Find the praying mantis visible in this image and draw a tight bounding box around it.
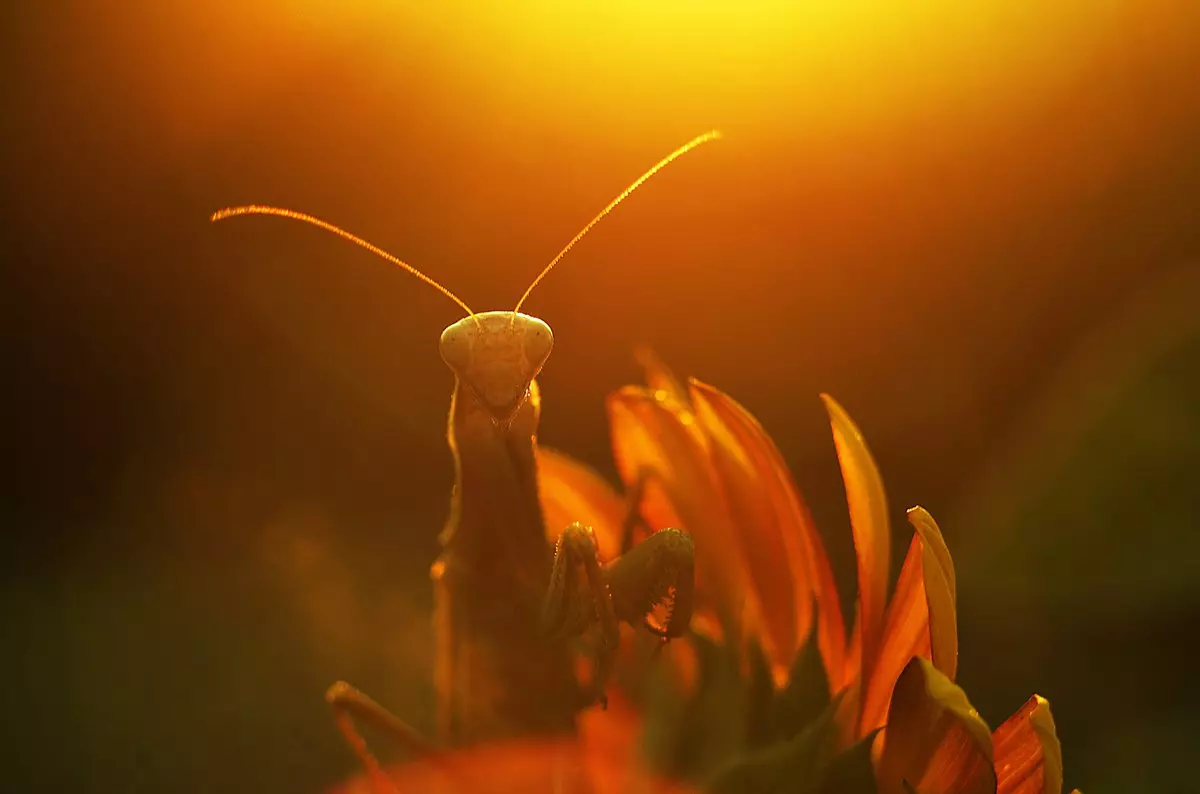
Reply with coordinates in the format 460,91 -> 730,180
211,132 -> 718,788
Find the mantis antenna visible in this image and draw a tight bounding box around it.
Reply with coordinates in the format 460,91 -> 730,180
210,205 -> 476,319
511,130 -> 723,317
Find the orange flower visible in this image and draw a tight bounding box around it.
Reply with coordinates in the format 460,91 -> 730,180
538,353 -> 940,733
537,354 -> 1075,793
538,350 -> 847,687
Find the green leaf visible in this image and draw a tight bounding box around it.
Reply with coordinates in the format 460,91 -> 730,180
744,634 -> 777,749
770,600 -> 830,742
641,629 -> 748,784
704,689 -> 845,794
638,650 -> 691,777
817,728 -> 881,794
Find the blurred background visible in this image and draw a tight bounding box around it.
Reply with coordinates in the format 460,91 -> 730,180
4,2 -> 1199,792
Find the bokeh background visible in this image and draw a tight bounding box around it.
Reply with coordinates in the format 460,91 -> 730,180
5,2 -> 1200,792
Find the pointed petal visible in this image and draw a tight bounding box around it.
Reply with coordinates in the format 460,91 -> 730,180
907,507 -> 957,681
821,394 -> 891,718
909,506 -> 955,602
878,658 -> 996,794
536,446 -> 626,560
609,365 -> 686,536
992,695 -> 1064,794
860,534 -> 930,734
689,381 -> 799,664
635,346 -> 691,405
862,507 -> 959,734
608,386 -> 753,623
689,379 -> 847,685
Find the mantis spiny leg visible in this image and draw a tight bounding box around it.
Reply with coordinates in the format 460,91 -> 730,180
542,522 -> 696,709
541,522 -> 622,708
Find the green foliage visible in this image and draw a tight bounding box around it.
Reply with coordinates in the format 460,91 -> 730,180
638,608 -> 877,794
641,628 -> 748,783
765,604 -> 830,744
704,694 -> 880,794
818,729 -> 882,794
704,691 -> 843,794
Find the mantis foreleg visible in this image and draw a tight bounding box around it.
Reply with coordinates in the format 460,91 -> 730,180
542,521 -> 695,708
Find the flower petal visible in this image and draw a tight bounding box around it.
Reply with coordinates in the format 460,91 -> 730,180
860,534 -> 931,734
878,658 -> 996,794
607,386 -> 752,619
536,445 -> 626,560
685,383 -> 796,670
907,507 -> 957,682
689,378 -> 847,686
861,507 -> 960,735
821,394 -> 891,720
992,695 -> 1064,794
635,346 -> 691,405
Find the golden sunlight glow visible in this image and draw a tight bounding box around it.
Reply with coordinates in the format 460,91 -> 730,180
119,0 -> 1130,153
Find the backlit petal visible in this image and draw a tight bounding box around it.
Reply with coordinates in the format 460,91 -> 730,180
635,346 -> 691,405
878,658 -> 996,794
608,386 -> 753,624
536,446 -> 626,560
992,695 -> 1064,794
861,535 -> 930,734
821,394 -> 891,722
689,378 -> 846,686
863,507 -> 959,735
907,507 -> 957,682
623,351 -> 690,555
686,383 -> 799,670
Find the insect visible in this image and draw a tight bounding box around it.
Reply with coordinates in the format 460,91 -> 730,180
210,131 -> 717,790
542,521 -> 695,710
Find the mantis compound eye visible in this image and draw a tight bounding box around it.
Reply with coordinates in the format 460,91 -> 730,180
439,317 -> 474,374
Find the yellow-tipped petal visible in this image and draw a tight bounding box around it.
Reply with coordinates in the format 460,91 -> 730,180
907,507 -> 958,682
863,507 -> 959,734
878,658 -> 996,794
992,695 -> 1064,794
910,506 -> 956,601
821,394 -> 891,717
688,378 -> 847,683
536,446 -> 626,560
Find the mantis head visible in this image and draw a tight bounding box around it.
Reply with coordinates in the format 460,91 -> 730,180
439,311 -> 552,425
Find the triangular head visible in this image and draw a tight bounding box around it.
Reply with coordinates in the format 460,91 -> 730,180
439,311 -> 553,427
